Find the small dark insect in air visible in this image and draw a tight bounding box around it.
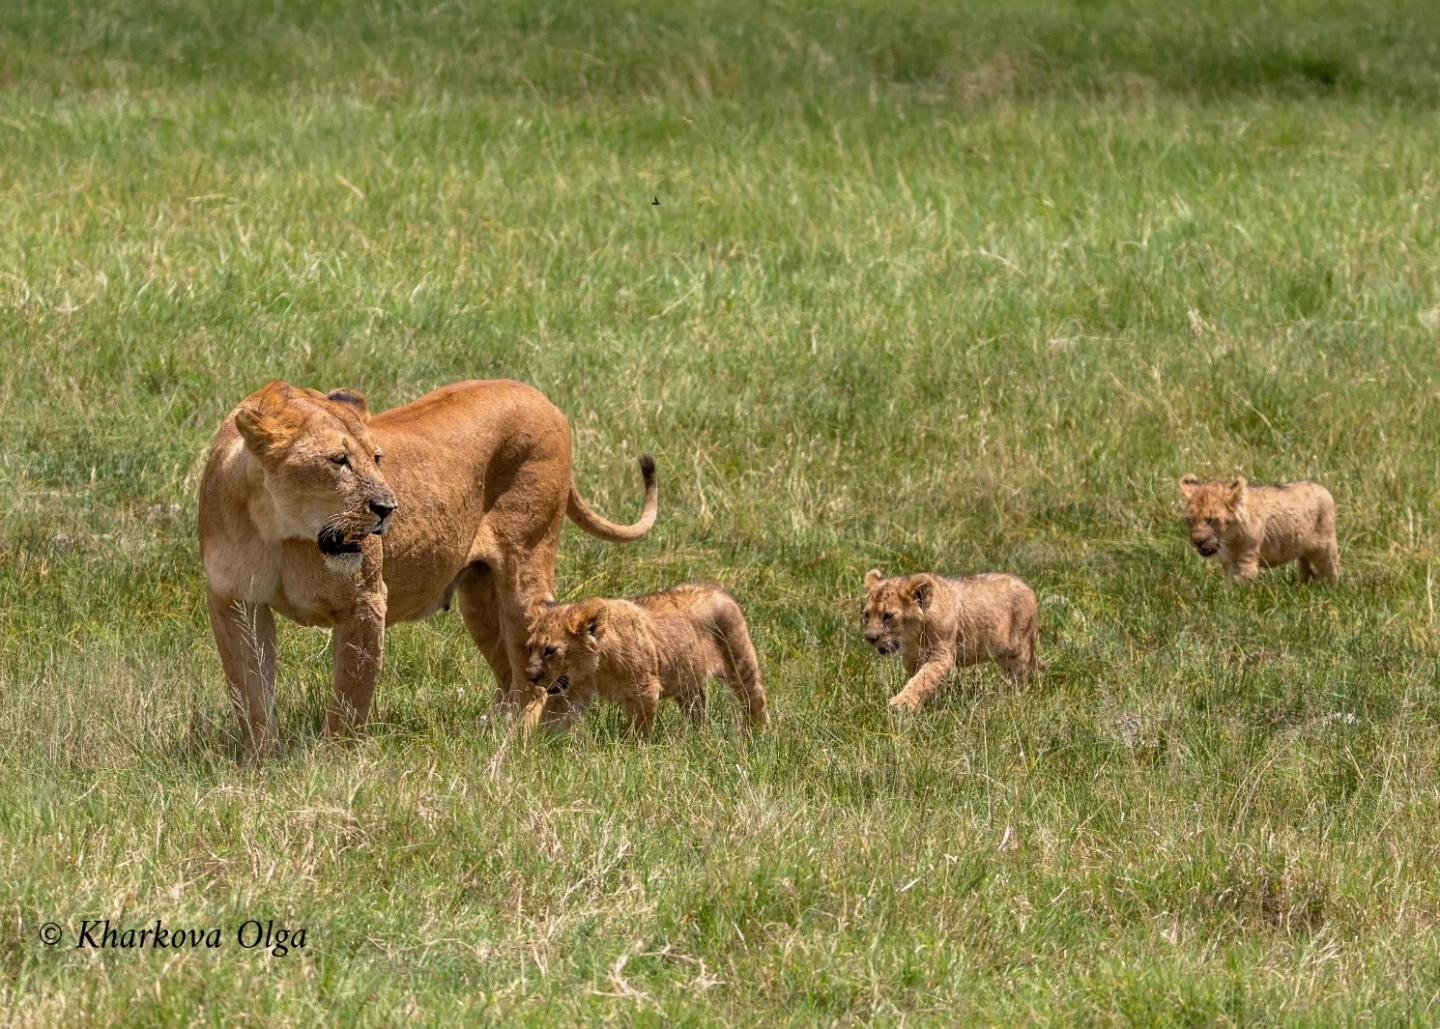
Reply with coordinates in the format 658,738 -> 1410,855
652,196 -> 660,205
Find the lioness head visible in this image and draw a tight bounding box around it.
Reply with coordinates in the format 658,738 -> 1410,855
1178,475 -> 1247,558
525,599 -> 608,694
234,381 -> 397,564
861,569 -> 934,656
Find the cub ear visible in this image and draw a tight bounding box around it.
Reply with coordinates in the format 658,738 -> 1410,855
864,568 -> 884,590
906,576 -> 933,610
326,388 -> 370,420
1227,476 -> 1248,503
234,381 -> 295,459
567,600 -> 609,639
1179,475 -> 1200,496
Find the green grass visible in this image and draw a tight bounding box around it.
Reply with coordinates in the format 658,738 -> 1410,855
5,0 -> 1440,1022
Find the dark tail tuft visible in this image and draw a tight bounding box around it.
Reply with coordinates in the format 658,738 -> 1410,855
639,454 -> 656,485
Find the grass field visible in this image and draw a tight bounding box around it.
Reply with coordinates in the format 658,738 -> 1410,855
5,0 -> 1440,1022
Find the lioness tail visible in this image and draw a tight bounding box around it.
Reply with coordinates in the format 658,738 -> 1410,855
567,454 -> 658,543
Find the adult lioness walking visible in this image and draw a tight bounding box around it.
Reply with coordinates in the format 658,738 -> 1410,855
198,379 -> 657,758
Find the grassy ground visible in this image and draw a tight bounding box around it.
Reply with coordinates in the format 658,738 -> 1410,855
4,0 -> 1440,1022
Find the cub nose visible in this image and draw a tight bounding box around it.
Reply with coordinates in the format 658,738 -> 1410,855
864,632 -> 880,644
369,499 -> 396,519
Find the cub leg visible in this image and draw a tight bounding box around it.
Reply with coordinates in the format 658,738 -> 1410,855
1226,545 -> 1262,584
621,677 -> 662,738
713,603 -> 769,727
1310,542 -> 1341,583
889,652 -> 955,714
675,684 -> 709,726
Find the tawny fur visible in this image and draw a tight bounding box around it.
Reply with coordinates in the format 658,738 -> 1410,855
198,379 -> 658,759
862,569 -> 1039,714
524,583 -> 768,736
1179,475 -> 1339,584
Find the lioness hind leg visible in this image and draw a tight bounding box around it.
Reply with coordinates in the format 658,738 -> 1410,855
493,543 -> 563,727
455,567 -> 513,705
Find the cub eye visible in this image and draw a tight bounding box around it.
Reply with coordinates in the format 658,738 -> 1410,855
882,613 -> 894,624
373,452 -> 383,466
543,646 -> 558,659
330,454 -> 349,467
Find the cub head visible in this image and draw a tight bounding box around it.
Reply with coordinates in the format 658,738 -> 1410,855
525,599 -> 609,694
234,381 -> 397,563
861,569 -> 935,656
1178,475 -> 1247,558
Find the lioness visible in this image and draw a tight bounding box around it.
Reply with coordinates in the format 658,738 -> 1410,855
523,584 -> 769,736
199,379 -> 657,758
862,569 -> 1038,714
1179,475 -> 1339,583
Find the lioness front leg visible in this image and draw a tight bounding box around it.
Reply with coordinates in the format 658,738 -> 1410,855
889,654 -> 955,714
207,592 -> 278,760
327,597 -> 386,739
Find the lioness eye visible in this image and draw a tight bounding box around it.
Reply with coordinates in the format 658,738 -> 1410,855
331,454 -> 349,467
373,452 -> 383,466
544,646 -> 558,658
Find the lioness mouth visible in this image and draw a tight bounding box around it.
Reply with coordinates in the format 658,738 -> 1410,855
547,676 -> 571,696
317,527 -> 363,557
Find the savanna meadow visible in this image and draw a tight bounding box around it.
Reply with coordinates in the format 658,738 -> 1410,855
5,0 -> 1440,1022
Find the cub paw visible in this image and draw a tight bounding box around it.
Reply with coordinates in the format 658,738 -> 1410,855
888,692 -> 923,715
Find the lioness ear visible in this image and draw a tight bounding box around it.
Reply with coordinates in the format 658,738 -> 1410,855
1228,476 -> 1247,504
1179,474 -> 1200,496
864,569 -> 884,590
326,388 -> 370,420
234,381 -> 295,459
907,577 -> 933,610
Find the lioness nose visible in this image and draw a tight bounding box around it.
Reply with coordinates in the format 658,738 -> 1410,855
370,499 -> 396,519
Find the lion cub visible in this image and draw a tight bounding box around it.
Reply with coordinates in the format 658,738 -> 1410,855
1179,475 -> 1339,583
862,569 -> 1039,714
524,583 -> 768,735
